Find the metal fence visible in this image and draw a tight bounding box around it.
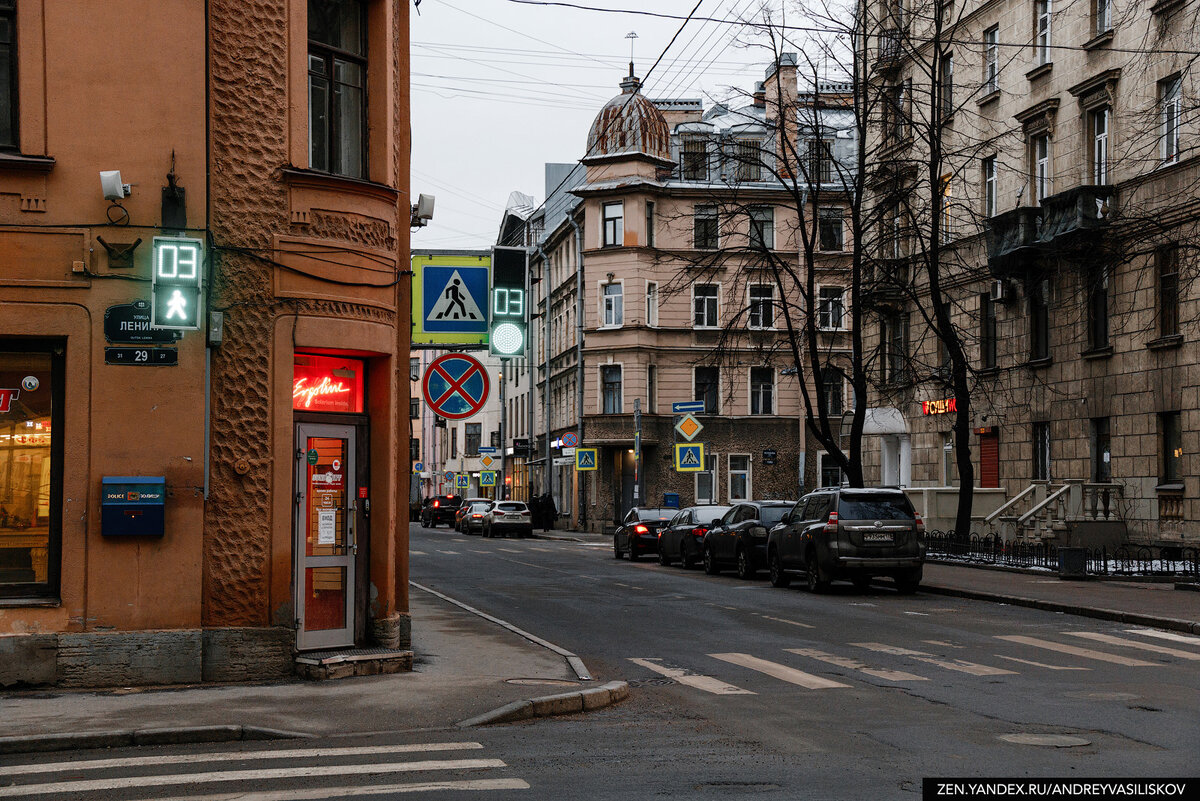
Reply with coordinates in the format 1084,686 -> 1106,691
924,530 -> 1200,578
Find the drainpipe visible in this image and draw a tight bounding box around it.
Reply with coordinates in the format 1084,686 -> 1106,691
535,243 -> 552,503
567,213 -> 585,531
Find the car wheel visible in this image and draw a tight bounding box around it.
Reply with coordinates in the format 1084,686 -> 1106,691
703,546 -> 720,575
483,525 -> 491,539
736,546 -> 756,580
805,550 -> 831,593
679,541 -> 694,570
851,575 -> 873,592
628,545 -> 639,562
657,543 -> 671,566
768,550 -> 790,588
613,537 -> 623,559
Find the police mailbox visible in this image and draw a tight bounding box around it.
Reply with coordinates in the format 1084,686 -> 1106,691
101,477 -> 166,537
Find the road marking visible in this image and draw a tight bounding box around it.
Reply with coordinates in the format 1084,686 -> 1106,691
529,547 -> 552,553
923,640 -> 963,649
410,550 -> 427,556
496,548 -> 521,553
786,648 -> 927,682
996,655 -> 1091,671
995,635 -> 1157,666
437,550 -> 460,555
0,759 -> 509,798
1125,629 -> 1200,647
851,643 -> 1017,676
124,778 -> 531,801
0,743 -> 486,776
903,611 -> 930,616
1066,631 -> 1200,660
628,658 -> 755,695
757,614 -> 815,629
708,653 -> 850,689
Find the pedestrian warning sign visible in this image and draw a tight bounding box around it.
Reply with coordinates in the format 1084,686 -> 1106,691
479,471 -> 496,487
412,254 -> 490,346
428,270 -> 485,323
674,443 -> 705,472
575,448 -> 598,471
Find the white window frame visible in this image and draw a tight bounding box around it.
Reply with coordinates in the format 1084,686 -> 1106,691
1161,76 -> 1181,165
748,284 -> 775,329
817,286 -> 846,331
646,281 -> 659,327
983,155 -> 997,218
819,452 -> 844,488
602,201 -> 624,247
1033,134 -> 1051,202
984,26 -> 999,93
693,283 -> 719,328
599,363 -> 623,414
728,454 -> 752,502
1090,107 -> 1109,184
749,206 -> 775,250
1035,0 -> 1052,66
601,281 -> 623,328
749,367 -> 775,416
695,453 -> 718,504
1094,0 -> 1111,35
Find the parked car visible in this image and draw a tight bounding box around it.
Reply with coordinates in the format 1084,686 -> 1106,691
420,494 -> 463,528
613,507 -> 676,561
766,487 -> 925,593
482,501 -> 533,538
703,501 -> 795,579
657,505 -> 732,568
456,498 -> 493,534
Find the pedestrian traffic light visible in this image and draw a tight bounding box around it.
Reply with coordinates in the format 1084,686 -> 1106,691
151,236 -> 204,331
489,245 -> 527,358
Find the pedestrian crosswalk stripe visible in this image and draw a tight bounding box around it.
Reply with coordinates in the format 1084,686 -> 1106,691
786,648 -> 928,682
437,550 -> 460,555
497,547 -> 520,553
0,758 -> 509,798
851,643 -> 1016,676
0,742 -> 486,777
995,635 -> 1157,666
410,550 -> 427,556
1125,629 -> 1200,647
708,653 -> 850,689
1065,631 -> 1200,660
996,655 -> 1091,671
628,658 -> 755,695
756,614 -> 815,629
149,778 -> 532,801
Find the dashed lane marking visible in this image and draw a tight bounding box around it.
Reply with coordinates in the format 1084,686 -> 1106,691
149,778 -> 531,800
628,658 -> 755,695
496,548 -> 520,553
756,614 -> 815,629
995,635 -> 1157,667
1125,629 -> 1200,647
436,550 -> 460,555
852,643 -> 1017,676
1065,631 -> 1200,660
410,550 -> 427,556
708,653 -> 851,689
786,648 -> 927,682
996,655 -> 1091,671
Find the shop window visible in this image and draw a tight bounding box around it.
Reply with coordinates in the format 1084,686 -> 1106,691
0,344 -> 63,600
308,0 -> 367,178
294,353 -> 365,413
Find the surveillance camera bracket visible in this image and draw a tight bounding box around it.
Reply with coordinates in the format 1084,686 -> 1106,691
96,235 -> 143,269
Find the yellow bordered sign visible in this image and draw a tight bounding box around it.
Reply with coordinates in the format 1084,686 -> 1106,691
575,447 -> 598,471
674,443 -> 704,472
479,471 -> 496,487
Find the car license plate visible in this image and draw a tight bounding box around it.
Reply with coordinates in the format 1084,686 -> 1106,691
863,532 -> 894,543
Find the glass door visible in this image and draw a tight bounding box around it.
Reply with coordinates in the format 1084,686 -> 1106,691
295,423 -> 356,650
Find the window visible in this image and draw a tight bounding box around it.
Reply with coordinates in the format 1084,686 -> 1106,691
465,423 -> 481,457
1161,412 -> 1183,483
1094,0 -> 1111,35
696,453 -> 717,503
980,293 -> 997,369
818,287 -> 845,330
308,0 -> 368,178
1086,267 -> 1109,350
681,136 -> 708,181
1089,107 -> 1109,184
410,437 -> 420,462
749,285 -> 774,329
647,364 -> 657,413
881,313 -> 907,383
749,207 -> 774,250
819,208 -> 844,251
940,173 -> 954,243
750,368 -> 774,415
1,0 -> 15,150
1032,134 -> 1051,202
0,344 -> 63,600
820,453 -> 844,488
729,456 -> 751,501
410,398 -> 420,419
601,365 -> 622,414
1158,246 -> 1180,338
646,282 -> 658,327
602,282 -> 623,327
807,139 -> 833,184
940,54 -> 954,118
694,205 -> 719,249
820,367 -> 844,416
602,202 -> 624,247
884,79 -> 911,140
736,139 -> 764,182
1090,417 -> 1111,482
982,156 -> 997,218
942,433 -> 960,485
1032,422 -> 1050,481
410,357 -> 420,381
450,426 -> 457,459
490,430 -> 499,447
1035,0 -> 1052,66
984,26 -> 999,94
1029,277 -> 1050,360
1161,76 -> 1181,165
694,284 -> 719,328
694,367 -> 719,413
645,201 -> 655,247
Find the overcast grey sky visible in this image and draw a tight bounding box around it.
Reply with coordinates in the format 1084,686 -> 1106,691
409,0 -> 782,250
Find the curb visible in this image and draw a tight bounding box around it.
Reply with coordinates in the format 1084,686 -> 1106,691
456,680 -> 629,727
921,584 -> 1200,635
0,725 -> 312,756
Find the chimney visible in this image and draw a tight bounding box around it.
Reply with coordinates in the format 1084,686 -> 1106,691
753,81 -> 766,108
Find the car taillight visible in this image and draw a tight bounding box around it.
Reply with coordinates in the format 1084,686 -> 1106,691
914,511 -> 925,534
433,500 -> 440,508
521,510 -> 530,516
634,524 -> 649,534
472,514 -> 482,519
824,510 -> 839,535
691,527 -> 707,537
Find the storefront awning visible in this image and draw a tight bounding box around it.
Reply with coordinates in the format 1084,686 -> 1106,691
862,407 -> 907,435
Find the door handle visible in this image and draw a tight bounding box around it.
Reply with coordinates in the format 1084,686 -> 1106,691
348,502 -> 358,555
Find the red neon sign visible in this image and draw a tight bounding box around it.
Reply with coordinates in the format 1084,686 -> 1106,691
0,389 -> 18,414
921,397 -> 957,415
293,355 -> 364,413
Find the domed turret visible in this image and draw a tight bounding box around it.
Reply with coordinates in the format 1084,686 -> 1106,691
584,65 -> 671,165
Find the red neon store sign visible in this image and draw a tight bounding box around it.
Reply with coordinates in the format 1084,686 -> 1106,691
293,355 -> 364,414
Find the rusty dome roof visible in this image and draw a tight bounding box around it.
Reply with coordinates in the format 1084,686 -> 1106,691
584,67 -> 671,165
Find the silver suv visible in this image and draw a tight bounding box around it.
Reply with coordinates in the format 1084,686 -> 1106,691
766,488 -> 925,594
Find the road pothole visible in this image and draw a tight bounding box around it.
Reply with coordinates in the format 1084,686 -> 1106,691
505,678 -> 580,687
999,733 -> 1091,747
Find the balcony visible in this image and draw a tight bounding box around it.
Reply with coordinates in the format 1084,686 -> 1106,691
874,29 -> 902,71
862,256 -> 910,306
985,185 -> 1113,276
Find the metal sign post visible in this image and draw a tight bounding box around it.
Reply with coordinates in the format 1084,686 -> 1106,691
633,398 -> 641,503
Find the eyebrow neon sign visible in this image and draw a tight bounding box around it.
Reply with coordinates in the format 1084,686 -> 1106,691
292,355 -> 365,413
921,397 -> 958,415
293,376 -> 351,409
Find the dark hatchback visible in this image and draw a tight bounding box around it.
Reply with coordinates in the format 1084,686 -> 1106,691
703,501 -> 795,579
613,507 -> 676,561
766,487 -> 925,593
657,505 -> 732,569
420,494 -> 463,528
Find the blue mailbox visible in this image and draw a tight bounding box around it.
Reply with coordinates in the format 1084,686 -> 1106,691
101,477 -> 166,537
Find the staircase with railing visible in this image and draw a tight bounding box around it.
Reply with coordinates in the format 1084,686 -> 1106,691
982,479 -> 1126,544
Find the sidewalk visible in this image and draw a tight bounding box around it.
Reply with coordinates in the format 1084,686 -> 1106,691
534,527 -> 1200,634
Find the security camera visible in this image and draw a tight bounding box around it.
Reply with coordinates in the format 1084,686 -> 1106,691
416,193 -> 435,221
100,170 -> 131,200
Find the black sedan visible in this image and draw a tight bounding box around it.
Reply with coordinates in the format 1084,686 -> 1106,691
657,505 -> 732,568
703,501 -> 795,579
613,507 -> 675,561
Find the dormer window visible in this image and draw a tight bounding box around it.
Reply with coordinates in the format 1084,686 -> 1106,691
736,139 -> 764,182
681,135 -> 708,181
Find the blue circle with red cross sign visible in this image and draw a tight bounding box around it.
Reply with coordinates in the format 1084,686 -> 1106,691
422,353 -> 490,421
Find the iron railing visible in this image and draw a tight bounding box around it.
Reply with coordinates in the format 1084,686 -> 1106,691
924,530 -> 1200,577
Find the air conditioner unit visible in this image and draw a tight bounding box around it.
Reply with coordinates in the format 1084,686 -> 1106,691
989,279 -> 1009,303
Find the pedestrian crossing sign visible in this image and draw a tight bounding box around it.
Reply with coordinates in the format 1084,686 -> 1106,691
575,447 -> 598,471
457,474 -> 469,489
479,471 -> 496,487
412,254 -> 490,346
675,443 -> 705,472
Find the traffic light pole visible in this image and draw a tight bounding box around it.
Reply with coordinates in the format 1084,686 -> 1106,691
498,362 -> 506,500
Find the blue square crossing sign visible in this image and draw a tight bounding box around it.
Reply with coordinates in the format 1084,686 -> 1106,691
674,443 -> 705,472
